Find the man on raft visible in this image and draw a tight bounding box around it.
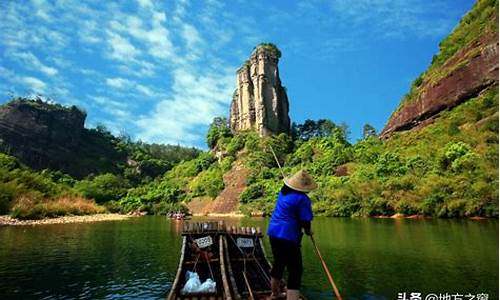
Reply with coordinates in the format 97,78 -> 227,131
267,169 -> 317,300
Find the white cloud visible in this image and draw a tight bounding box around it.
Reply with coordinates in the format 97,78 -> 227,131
79,20 -> 101,44
88,95 -> 131,120
32,0 -> 52,22
135,66 -> 234,145
106,31 -> 140,62
106,77 -> 133,89
21,76 -> 46,93
172,0 -> 189,22
107,6 -> 176,62
0,2 -> 67,51
105,77 -> 160,98
137,0 -> 153,8
136,84 -> 155,97
54,87 -> 69,96
0,66 -> 47,94
9,51 -> 58,76
0,0 -> 254,145
181,23 -> 203,59
89,95 -> 127,109
79,68 -> 100,76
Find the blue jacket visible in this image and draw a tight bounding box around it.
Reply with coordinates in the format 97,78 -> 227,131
267,190 -> 313,243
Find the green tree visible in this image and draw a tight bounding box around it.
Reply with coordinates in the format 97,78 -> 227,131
292,119 -> 345,141
363,124 -> 377,139
206,117 -> 232,149
75,173 -> 129,203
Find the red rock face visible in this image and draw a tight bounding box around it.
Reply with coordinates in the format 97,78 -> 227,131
381,33 -> 499,137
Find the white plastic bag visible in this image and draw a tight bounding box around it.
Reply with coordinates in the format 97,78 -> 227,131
198,278 -> 216,293
181,271 -> 201,294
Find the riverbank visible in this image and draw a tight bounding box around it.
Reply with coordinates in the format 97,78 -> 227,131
372,213 -> 490,220
0,213 -> 133,226
191,212 -> 246,217
191,212 -> 492,220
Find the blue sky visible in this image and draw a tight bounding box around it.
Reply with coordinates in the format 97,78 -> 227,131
0,0 -> 475,148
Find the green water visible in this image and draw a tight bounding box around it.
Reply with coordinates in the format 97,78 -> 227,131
0,217 -> 497,299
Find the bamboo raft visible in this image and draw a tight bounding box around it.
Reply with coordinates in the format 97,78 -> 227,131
168,221 -> 306,300
167,221 -> 230,300
222,226 -> 276,300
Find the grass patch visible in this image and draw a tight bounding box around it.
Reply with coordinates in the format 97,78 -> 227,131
10,195 -> 106,220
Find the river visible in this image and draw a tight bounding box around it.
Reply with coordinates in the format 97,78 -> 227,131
0,217 -> 497,299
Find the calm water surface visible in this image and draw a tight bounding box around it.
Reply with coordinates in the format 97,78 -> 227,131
0,217 -> 497,299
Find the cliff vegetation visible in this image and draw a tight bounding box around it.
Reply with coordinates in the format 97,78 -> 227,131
384,0 -> 498,136
398,0 -> 497,109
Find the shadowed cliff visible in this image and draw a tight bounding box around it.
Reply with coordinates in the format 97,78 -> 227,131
0,98 -> 126,178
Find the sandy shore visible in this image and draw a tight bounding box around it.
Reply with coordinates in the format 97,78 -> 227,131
0,214 -> 133,226
191,212 -> 246,218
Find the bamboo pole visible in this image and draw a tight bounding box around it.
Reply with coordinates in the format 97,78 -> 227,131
310,235 -> 343,300
268,145 -> 285,178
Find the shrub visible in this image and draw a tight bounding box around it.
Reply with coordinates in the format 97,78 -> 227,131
353,137 -> 384,164
0,183 -> 16,214
451,152 -> 479,173
413,74 -> 424,87
439,142 -> 474,170
207,117 -> 232,149
256,42 -> 281,58
375,152 -> 407,177
406,155 -> 432,175
118,196 -> 142,213
289,142 -> 314,165
239,183 -> 265,204
74,173 -> 129,203
190,168 -> 224,198
10,195 -> 105,220
361,197 -> 395,216
421,193 -> 446,216
220,156 -> 235,172
225,134 -> 246,156
0,153 -> 19,171
139,159 -> 171,178
395,200 -> 419,215
152,202 -> 189,215
244,133 -> 260,152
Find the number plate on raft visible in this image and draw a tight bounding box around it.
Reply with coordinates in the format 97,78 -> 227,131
236,238 -> 254,248
195,236 -> 213,248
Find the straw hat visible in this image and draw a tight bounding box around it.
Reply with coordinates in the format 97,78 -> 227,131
284,169 -> 317,192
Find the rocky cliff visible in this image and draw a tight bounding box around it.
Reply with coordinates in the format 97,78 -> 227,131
0,99 -> 125,178
230,44 -> 290,136
381,0 -> 499,137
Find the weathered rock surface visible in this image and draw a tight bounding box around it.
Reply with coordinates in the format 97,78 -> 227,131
381,33 -> 498,138
0,100 -> 84,166
0,100 -> 85,145
0,99 -> 125,178
230,46 -> 290,136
